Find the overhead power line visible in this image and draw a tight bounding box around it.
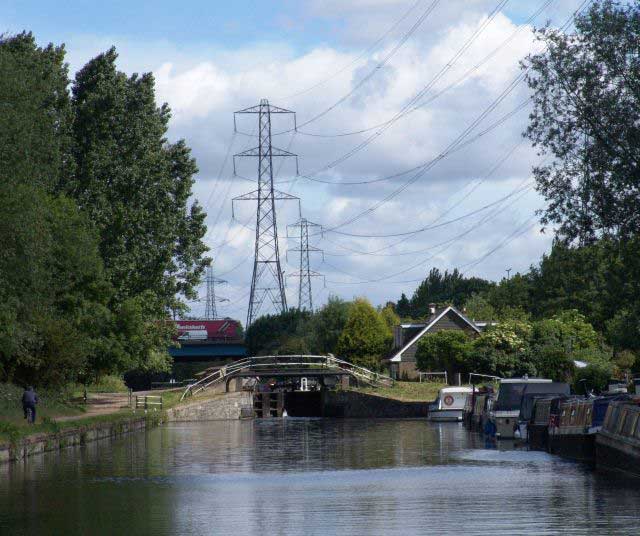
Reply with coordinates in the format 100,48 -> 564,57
323,139 -> 529,257
278,0 -> 427,101
322,180 -> 535,285
311,0 -> 593,238
292,0 -> 442,132
291,0 -> 554,139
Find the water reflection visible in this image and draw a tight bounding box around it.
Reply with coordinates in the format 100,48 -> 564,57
1,419 -> 638,535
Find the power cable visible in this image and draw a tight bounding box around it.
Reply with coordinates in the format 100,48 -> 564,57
291,0 -> 553,139
292,0 -> 442,132
277,0 -> 427,101
311,0 -> 593,237
323,143 -> 529,257
459,215 -> 539,274
322,180 -> 534,284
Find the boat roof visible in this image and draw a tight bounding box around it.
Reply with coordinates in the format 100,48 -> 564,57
500,378 -> 552,384
439,386 -> 475,394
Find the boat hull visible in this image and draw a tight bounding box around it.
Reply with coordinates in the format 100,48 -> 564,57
596,431 -> 640,478
429,409 -> 463,422
528,424 -> 549,450
548,432 -> 596,463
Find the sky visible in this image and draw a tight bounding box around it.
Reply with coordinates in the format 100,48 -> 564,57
2,0 -> 587,321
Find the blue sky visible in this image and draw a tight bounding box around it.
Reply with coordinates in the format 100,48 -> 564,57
3,0 -> 347,51
2,0 -> 587,319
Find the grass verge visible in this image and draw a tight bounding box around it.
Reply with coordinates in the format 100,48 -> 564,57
350,381 -> 444,402
0,382 -> 219,446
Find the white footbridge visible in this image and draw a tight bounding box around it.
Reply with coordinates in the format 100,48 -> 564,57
181,354 -> 394,401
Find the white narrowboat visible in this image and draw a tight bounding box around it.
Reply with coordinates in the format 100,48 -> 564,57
429,386 -> 475,422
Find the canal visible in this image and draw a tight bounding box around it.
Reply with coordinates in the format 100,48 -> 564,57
2,420 -> 639,535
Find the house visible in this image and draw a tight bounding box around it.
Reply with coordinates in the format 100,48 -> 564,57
387,303 -> 481,380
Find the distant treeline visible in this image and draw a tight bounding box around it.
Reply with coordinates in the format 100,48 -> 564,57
394,237 -> 640,360
0,33 -> 209,386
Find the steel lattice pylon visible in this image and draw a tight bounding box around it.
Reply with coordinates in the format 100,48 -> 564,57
232,99 -> 300,326
204,266 -> 228,320
287,218 -> 324,311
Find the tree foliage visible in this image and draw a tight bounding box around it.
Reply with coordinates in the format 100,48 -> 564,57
0,34 -> 207,386
524,1 -> 640,242
67,47 -> 209,313
0,32 -> 73,191
335,299 -> 390,370
245,309 -> 311,356
415,331 -> 472,379
396,268 -> 493,319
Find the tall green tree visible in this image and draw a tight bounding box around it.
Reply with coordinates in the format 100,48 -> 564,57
524,1 -> 640,242
306,296 -> 353,354
463,294 -> 496,322
0,182 -> 113,385
245,309 -> 311,356
66,47 -> 209,314
336,298 -> 389,369
403,268 -> 493,318
0,32 -> 73,190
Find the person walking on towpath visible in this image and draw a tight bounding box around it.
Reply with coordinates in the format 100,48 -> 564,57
22,386 -> 38,424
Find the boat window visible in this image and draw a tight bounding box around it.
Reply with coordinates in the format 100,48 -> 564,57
617,410 -> 628,434
623,412 -> 638,437
494,383 -> 527,411
605,406 -> 618,431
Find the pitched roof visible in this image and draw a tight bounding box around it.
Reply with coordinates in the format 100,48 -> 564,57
390,305 -> 480,362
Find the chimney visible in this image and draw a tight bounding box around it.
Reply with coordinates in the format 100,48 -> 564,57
428,303 -> 436,315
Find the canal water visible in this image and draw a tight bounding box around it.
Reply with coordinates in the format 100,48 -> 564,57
1,419 -> 639,535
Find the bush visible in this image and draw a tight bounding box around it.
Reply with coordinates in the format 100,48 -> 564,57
416,331 -> 472,378
573,360 -> 613,394
87,375 -> 128,393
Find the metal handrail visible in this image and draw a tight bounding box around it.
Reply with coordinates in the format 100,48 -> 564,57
468,373 -> 502,385
134,395 -> 163,411
180,354 -> 394,400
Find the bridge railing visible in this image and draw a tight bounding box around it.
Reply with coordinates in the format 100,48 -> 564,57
180,354 -> 393,400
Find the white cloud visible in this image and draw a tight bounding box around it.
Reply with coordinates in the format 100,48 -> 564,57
56,0 -> 573,318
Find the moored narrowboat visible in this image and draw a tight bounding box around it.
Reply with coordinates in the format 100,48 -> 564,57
526,395 -> 571,450
490,378 -> 558,439
516,383 -> 570,441
464,387 -> 494,430
548,394 -> 631,462
596,399 -> 640,477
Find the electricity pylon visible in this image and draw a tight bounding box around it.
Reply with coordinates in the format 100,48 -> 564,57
287,218 -> 324,311
204,266 -> 228,320
232,99 -> 300,326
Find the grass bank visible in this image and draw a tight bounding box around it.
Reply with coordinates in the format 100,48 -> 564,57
350,381 -> 443,402
0,382 -> 210,445
0,383 -> 86,441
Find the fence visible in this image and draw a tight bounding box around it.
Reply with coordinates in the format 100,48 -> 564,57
419,371 -> 448,384
134,395 -> 163,411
